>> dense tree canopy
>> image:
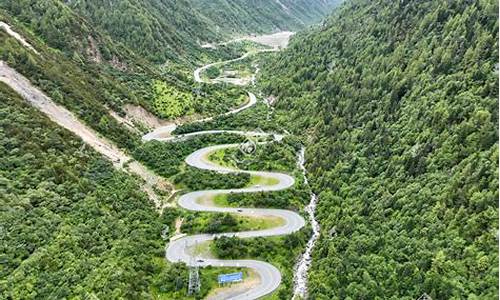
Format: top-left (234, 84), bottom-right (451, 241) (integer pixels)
top-left (0, 84), bottom-right (169, 299)
top-left (260, 0), bottom-right (499, 299)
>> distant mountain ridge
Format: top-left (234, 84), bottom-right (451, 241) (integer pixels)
top-left (1, 0), bottom-right (339, 65)
top-left (191, 0), bottom-right (342, 37)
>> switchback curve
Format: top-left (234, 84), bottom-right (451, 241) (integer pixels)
top-left (147, 41), bottom-right (305, 299)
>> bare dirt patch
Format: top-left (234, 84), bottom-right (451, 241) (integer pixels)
top-left (123, 104), bottom-right (169, 129)
top-left (220, 31), bottom-right (295, 49)
top-left (108, 108), bottom-right (141, 133)
top-left (86, 36), bottom-right (102, 63)
top-left (247, 31), bottom-right (295, 49)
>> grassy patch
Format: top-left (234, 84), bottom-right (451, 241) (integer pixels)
top-left (237, 214), bottom-right (285, 231)
top-left (191, 241), bottom-right (214, 258)
top-left (206, 268), bottom-right (260, 299)
top-left (213, 194), bottom-right (230, 207)
top-left (182, 209), bottom-right (285, 234)
top-left (153, 80), bottom-right (194, 119)
top-left (207, 148), bottom-right (237, 169)
top-left (247, 175), bottom-right (280, 187)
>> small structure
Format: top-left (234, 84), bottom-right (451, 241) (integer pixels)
top-left (218, 272), bottom-right (243, 286)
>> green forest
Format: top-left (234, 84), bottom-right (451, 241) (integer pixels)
top-left (190, 0), bottom-right (340, 36)
top-left (0, 75), bottom-right (304, 299)
top-left (0, 83), bottom-right (169, 298)
top-left (1, 0), bottom-right (498, 298)
top-left (1, 0), bottom-right (338, 65)
top-left (260, 0), bottom-right (499, 299)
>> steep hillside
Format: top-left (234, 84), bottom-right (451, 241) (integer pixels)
top-left (0, 0), bottom-right (242, 66)
top-left (66, 0), bottom-right (340, 63)
top-left (65, 0), bottom-right (218, 64)
top-left (191, 0), bottom-right (341, 36)
top-left (0, 82), bottom-right (167, 299)
top-left (0, 11), bottom-right (253, 299)
top-left (0, 1), bottom-right (348, 299)
top-left (0, 1), bottom-right (140, 67)
top-left (261, 0), bottom-right (498, 298)
top-left (2, 0), bottom-right (339, 65)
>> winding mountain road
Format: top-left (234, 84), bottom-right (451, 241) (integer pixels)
top-left (144, 45), bottom-right (281, 143)
top-left (193, 49), bottom-right (277, 84)
top-left (3, 21), bottom-right (311, 298)
top-left (166, 144), bottom-right (305, 299)
top-left (143, 47), bottom-right (277, 143)
top-left (155, 35), bottom-right (306, 299)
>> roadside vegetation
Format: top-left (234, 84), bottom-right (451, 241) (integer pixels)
top-left (152, 261), bottom-right (247, 300)
top-left (134, 133), bottom-right (245, 178)
top-left (181, 212), bottom-right (285, 234)
top-left (174, 102), bottom-right (282, 135)
top-left (211, 233), bottom-right (310, 299)
top-left (205, 66), bottom-right (221, 79)
top-left (153, 80), bottom-right (195, 118)
top-left (169, 134), bottom-right (312, 299)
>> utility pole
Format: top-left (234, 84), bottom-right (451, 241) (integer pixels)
top-left (187, 257), bottom-right (201, 295)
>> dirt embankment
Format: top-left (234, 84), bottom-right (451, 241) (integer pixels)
top-left (0, 21), bottom-right (39, 55)
top-left (123, 104), bottom-right (170, 129)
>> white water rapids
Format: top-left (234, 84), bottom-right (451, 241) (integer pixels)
top-left (292, 147), bottom-right (320, 299)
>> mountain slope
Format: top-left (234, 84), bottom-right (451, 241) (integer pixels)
top-left (0, 0), bottom-right (262, 66)
top-left (0, 82), bottom-right (167, 299)
top-left (0, 1), bottom-right (141, 67)
top-left (260, 0), bottom-right (498, 298)
top-left (2, 0), bottom-right (340, 66)
top-left (5, 0), bottom-right (339, 64)
top-left (191, 0), bottom-right (341, 36)
top-left (66, 0), bottom-right (340, 64)
top-left (0, 12), bottom-right (241, 300)
top-left (64, 0), bottom-right (219, 64)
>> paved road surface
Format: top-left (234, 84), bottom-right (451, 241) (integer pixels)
top-left (157, 37), bottom-right (305, 299)
top-left (166, 144), bottom-right (305, 300)
top-left (142, 92), bottom-right (258, 142)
